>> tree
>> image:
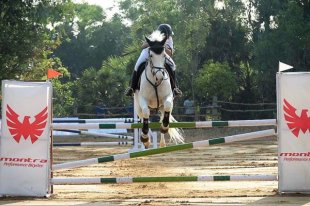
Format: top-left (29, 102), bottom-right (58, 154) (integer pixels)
top-left (119, 0), bottom-right (211, 104)
top-left (75, 56), bottom-right (131, 114)
top-left (194, 60), bottom-right (237, 102)
top-left (54, 3), bottom-right (131, 77)
top-left (0, 0), bottom-right (74, 80)
top-left (52, 78), bottom-right (76, 117)
top-left (0, 1), bottom-right (77, 117)
top-left (251, 0), bottom-right (310, 102)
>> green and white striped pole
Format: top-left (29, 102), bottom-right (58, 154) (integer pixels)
top-left (53, 119), bottom-right (276, 130)
top-left (53, 129), bottom-right (275, 171)
top-left (51, 174), bottom-right (277, 185)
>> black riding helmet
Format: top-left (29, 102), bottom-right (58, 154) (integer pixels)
top-left (157, 24), bottom-right (174, 36)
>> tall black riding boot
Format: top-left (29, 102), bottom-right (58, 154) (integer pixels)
top-left (124, 71), bottom-right (138, 97)
top-left (166, 66), bottom-right (182, 98)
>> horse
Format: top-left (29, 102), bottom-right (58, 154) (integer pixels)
top-left (134, 30), bottom-right (184, 149)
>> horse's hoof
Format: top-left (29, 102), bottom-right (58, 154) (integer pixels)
top-left (159, 142), bottom-right (166, 148)
top-left (144, 141), bottom-right (151, 149)
top-left (160, 125), bottom-right (169, 134)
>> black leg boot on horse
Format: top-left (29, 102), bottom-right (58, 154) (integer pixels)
top-left (141, 118), bottom-right (151, 148)
top-left (165, 65), bottom-right (182, 98)
top-left (160, 111), bottom-right (170, 134)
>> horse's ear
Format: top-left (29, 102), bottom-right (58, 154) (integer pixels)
top-left (145, 36), bottom-right (152, 46)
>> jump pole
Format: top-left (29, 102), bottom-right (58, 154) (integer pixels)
top-left (53, 129), bottom-right (275, 171)
top-left (53, 119), bottom-right (276, 130)
top-left (51, 174), bottom-right (277, 185)
top-left (53, 118), bottom-right (135, 123)
top-left (53, 142), bottom-right (132, 147)
top-left (54, 129), bottom-right (134, 140)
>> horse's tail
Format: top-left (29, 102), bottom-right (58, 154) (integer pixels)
top-left (168, 115), bottom-right (185, 144)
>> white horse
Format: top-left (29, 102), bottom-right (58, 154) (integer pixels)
top-left (134, 30), bottom-right (184, 148)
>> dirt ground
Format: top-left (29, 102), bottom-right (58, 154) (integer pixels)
top-left (1, 127), bottom-right (310, 205)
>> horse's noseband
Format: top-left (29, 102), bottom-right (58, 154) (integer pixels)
top-left (149, 57), bottom-right (167, 86)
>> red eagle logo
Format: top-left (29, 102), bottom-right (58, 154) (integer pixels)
top-left (283, 98), bottom-right (310, 138)
top-left (6, 105), bottom-right (48, 144)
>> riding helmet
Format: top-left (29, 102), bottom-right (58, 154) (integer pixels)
top-left (157, 24), bottom-right (174, 36)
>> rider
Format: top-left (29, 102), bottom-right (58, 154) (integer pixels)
top-left (124, 23), bottom-right (182, 98)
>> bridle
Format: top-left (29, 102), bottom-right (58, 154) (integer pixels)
top-left (145, 47), bottom-right (169, 109)
top-left (146, 47), bottom-right (168, 86)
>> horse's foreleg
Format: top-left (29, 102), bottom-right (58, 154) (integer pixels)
top-left (140, 118), bottom-right (150, 148)
top-left (160, 111), bottom-right (170, 134)
top-left (139, 99), bottom-right (151, 149)
top-left (160, 95), bottom-right (173, 134)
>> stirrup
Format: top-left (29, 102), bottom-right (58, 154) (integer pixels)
top-left (124, 87), bottom-right (134, 97)
top-left (173, 88), bottom-right (182, 98)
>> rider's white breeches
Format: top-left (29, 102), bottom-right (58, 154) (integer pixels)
top-left (134, 48), bottom-right (176, 71)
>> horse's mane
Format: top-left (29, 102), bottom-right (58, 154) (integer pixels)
top-left (148, 30), bottom-right (165, 42)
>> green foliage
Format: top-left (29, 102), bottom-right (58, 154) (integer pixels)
top-left (52, 78), bottom-right (75, 117)
top-left (97, 57), bottom-right (131, 107)
top-left (75, 56), bottom-right (131, 113)
top-left (235, 61), bottom-right (258, 102)
top-left (54, 3), bottom-right (132, 76)
top-left (203, 2), bottom-right (249, 68)
top-left (0, 0), bottom-right (74, 80)
top-left (119, 0), bottom-right (212, 107)
top-left (75, 68), bottom-right (99, 112)
top-left (194, 61), bottom-right (237, 102)
top-left (253, 0), bottom-right (310, 101)
top-left (0, 0), bottom-right (75, 116)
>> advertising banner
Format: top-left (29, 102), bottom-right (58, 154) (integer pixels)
top-left (277, 72), bottom-right (310, 193)
top-left (0, 80), bottom-right (52, 197)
